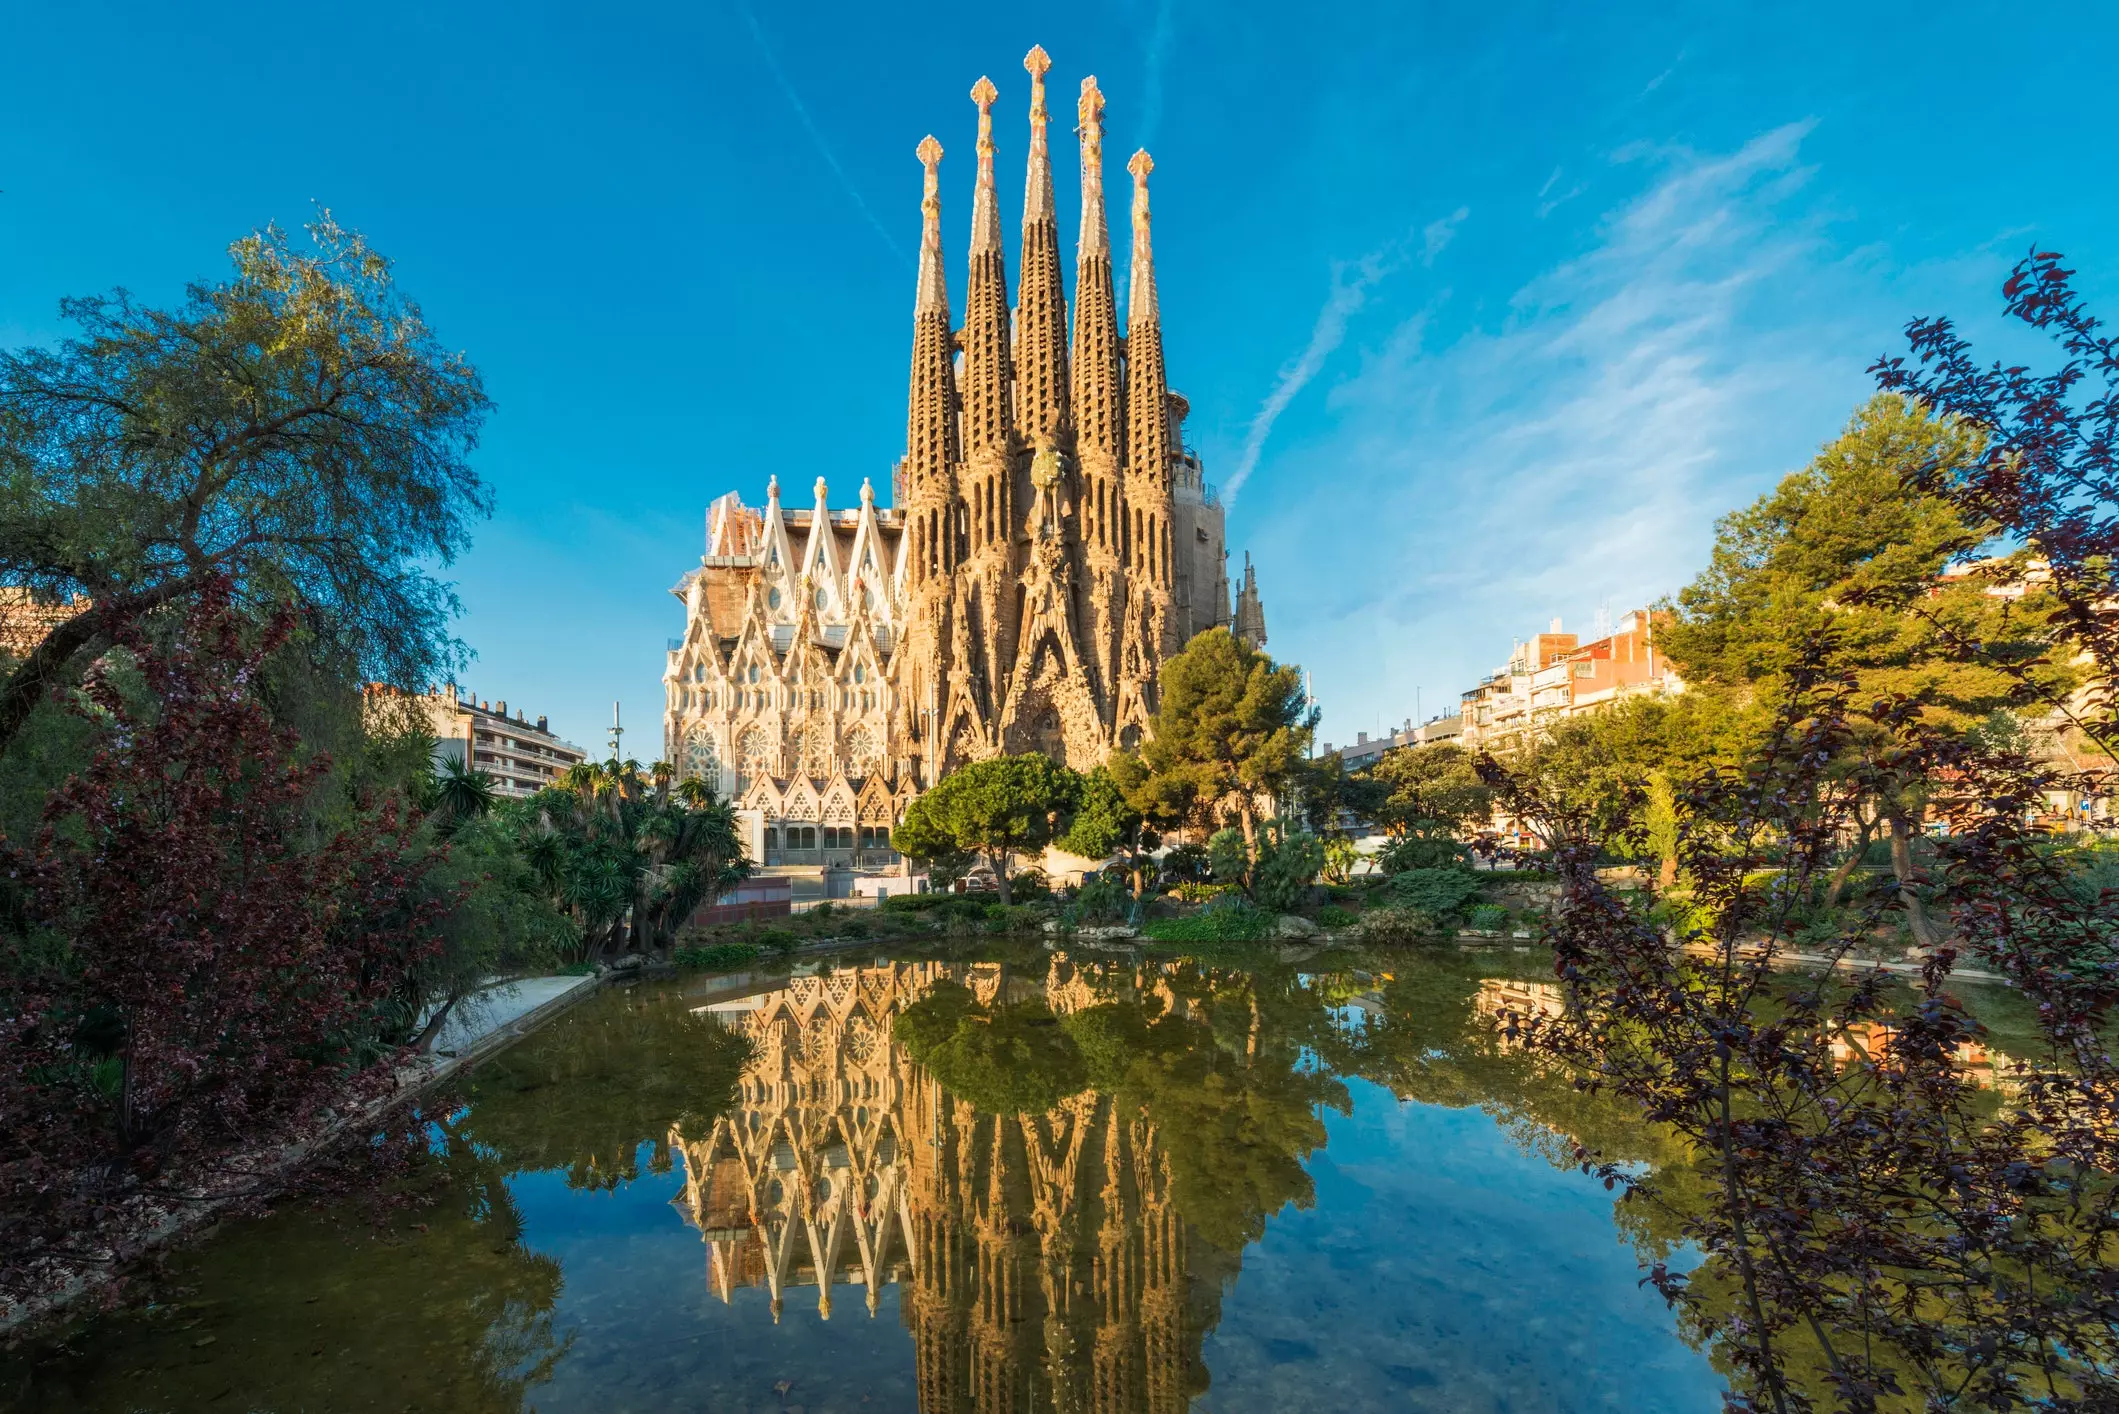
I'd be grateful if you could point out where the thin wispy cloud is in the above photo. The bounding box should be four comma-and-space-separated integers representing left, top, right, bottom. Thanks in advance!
1257, 120, 1942, 740
737, 5, 908, 267
1223, 209, 1467, 507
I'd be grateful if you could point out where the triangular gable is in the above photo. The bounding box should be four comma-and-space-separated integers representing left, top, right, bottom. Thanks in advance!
820, 775, 857, 824
797, 477, 846, 621
843, 479, 893, 629
783, 777, 820, 821
740, 773, 785, 819
855, 772, 895, 822
759, 478, 797, 625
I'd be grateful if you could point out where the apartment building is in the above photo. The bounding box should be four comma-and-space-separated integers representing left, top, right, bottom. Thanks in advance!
1459, 611, 1679, 754
371, 684, 589, 799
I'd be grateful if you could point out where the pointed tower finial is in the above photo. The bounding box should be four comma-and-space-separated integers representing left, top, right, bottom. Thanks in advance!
970, 77, 1001, 255
915, 136, 947, 315
1023, 46, 1054, 223
1128, 149, 1158, 326
1077, 77, 1107, 259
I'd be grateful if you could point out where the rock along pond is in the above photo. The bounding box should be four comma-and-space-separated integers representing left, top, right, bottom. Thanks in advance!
6, 943, 2036, 1412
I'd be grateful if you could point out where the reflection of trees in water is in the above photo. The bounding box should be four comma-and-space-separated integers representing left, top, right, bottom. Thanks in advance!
457, 982, 757, 1189
7, 1114, 569, 1414
669, 957, 1349, 1412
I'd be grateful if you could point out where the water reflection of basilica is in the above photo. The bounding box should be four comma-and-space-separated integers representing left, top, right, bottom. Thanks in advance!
670, 960, 1225, 1413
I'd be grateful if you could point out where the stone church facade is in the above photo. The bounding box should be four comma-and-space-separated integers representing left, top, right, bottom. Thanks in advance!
663, 46, 1264, 858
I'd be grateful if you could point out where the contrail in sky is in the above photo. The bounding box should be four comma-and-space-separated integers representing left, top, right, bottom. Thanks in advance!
737, 4, 909, 267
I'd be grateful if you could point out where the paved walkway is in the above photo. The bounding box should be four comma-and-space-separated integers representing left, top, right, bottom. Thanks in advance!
431, 974, 598, 1056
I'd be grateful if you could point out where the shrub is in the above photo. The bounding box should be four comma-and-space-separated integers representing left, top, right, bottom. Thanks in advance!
674, 942, 761, 971
755, 927, 799, 953
882, 891, 952, 913
1142, 899, 1276, 944
1010, 868, 1052, 902
1377, 827, 1468, 873
1207, 828, 1249, 883
1358, 907, 1438, 946
1068, 874, 1132, 925
1317, 904, 1356, 929
1171, 880, 1237, 903
1388, 867, 1487, 921
1467, 904, 1510, 933
1250, 826, 1325, 913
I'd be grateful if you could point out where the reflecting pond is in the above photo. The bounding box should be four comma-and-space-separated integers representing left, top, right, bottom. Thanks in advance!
9, 945, 1744, 1412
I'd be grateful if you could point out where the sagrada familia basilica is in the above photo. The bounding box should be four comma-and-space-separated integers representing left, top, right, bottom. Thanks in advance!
662, 46, 1266, 850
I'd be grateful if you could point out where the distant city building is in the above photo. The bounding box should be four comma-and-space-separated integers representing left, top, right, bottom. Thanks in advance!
372, 684, 588, 799
659, 47, 1263, 870
1460, 610, 1680, 755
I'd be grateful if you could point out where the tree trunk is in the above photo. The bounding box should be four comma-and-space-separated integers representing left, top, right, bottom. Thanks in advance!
0, 576, 205, 759
1886, 812, 1944, 951
991, 849, 1012, 906
1822, 814, 1876, 910
411, 992, 463, 1052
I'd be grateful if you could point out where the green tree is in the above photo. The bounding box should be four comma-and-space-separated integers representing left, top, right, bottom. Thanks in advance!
0, 213, 491, 759
1115, 628, 1314, 851
894, 752, 1078, 904
1366, 741, 1491, 836
512, 760, 751, 960
1056, 763, 1141, 860
1664, 393, 2070, 944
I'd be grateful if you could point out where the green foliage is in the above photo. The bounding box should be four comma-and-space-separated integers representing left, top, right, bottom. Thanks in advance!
1388, 867, 1488, 921
754, 927, 798, 953
1292, 753, 1390, 836
1468, 903, 1510, 932
1170, 880, 1237, 903
1366, 742, 1492, 835
458, 983, 756, 1187
1249, 824, 1325, 913
1358, 906, 1439, 945
895, 753, 1078, 904
892, 983, 1087, 1115
416, 814, 576, 1019
882, 891, 953, 913
1067, 874, 1132, 924
1057, 765, 1140, 859
1141, 899, 1277, 943
1317, 904, 1356, 928
1376, 824, 1468, 873
505, 762, 751, 961
1207, 827, 1249, 882
0, 213, 494, 757
1112, 628, 1314, 837
672, 942, 760, 971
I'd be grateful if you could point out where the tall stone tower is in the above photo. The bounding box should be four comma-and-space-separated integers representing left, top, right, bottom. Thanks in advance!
661, 45, 1269, 851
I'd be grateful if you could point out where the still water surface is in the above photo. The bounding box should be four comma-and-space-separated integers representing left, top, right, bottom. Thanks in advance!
10, 946, 1730, 1412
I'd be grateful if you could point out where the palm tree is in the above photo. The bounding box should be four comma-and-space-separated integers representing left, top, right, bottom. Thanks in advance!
432, 756, 498, 835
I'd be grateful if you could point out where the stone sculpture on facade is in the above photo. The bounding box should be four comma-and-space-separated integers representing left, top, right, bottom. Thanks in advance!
662, 46, 1264, 838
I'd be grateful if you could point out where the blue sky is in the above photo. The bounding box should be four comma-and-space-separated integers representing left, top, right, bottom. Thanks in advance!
3, 1, 2115, 752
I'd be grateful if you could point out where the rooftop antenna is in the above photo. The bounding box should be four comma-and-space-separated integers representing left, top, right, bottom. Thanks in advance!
609, 701, 624, 760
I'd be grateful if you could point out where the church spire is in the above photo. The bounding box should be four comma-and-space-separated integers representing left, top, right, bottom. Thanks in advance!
1072, 77, 1121, 468
1014, 44, 1071, 446
1071, 75, 1125, 708
961, 76, 1012, 461
1125, 149, 1170, 502
905, 136, 959, 583
1120, 146, 1177, 684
